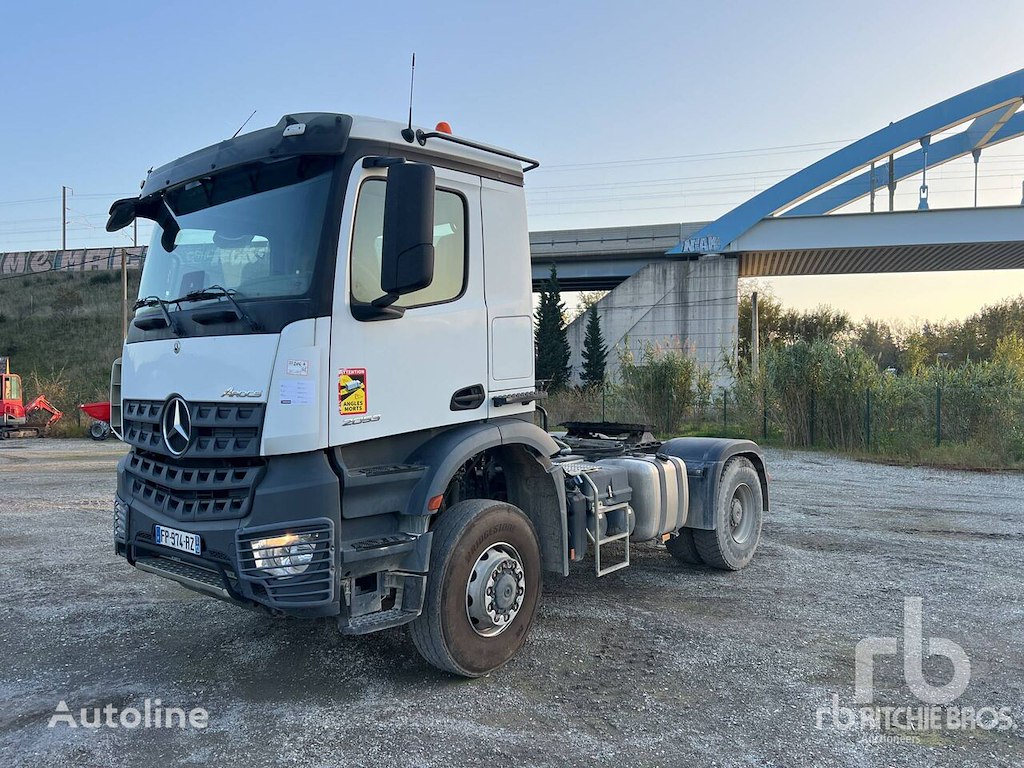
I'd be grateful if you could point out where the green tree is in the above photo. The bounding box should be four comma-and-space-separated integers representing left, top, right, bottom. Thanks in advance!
580, 304, 607, 386
992, 332, 1024, 378
856, 319, 900, 370
778, 305, 852, 345
534, 264, 572, 389
569, 290, 608, 322
899, 332, 930, 376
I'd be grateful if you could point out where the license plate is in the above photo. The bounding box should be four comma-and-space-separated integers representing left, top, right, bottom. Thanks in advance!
153, 525, 201, 555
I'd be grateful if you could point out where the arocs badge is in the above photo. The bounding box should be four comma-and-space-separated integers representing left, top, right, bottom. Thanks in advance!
339, 368, 367, 415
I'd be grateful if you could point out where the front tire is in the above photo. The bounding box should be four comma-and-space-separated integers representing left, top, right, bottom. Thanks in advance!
693, 457, 763, 570
410, 499, 542, 677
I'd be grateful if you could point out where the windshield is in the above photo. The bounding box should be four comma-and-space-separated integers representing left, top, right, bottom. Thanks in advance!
137, 157, 333, 309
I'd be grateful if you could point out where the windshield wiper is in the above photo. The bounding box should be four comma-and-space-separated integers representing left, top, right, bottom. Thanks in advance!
132, 296, 182, 335
172, 285, 260, 331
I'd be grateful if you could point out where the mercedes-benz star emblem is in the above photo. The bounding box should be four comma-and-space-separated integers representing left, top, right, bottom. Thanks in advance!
161, 396, 192, 456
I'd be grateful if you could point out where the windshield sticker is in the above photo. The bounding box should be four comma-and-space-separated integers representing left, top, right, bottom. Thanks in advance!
339, 368, 367, 415
287, 359, 309, 377
280, 380, 313, 406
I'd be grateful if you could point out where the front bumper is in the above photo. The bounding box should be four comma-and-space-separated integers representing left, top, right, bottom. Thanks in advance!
116, 449, 343, 618
115, 448, 431, 627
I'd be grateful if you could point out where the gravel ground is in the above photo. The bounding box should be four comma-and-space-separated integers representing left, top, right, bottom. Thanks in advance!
0, 439, 1021, 767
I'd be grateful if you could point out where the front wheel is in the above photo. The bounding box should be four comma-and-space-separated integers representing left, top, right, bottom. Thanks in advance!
693, 457, 763, 570
409, 499, 542, 677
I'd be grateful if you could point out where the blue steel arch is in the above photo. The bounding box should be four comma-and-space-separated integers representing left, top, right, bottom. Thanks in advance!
668, 69, 1024, 255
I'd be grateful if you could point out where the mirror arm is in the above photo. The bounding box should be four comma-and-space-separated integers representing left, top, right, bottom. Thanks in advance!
351, 301, 405, 322
157, 199, 180, 252
362, 156, 406, 169
371, 292, 400, 309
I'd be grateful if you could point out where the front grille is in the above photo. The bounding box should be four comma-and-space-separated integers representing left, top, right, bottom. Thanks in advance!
236, 520, 335, 607
122, 399, 265, 459
125, 450, 265, 522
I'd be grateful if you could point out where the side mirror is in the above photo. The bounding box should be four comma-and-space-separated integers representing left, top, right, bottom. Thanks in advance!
377, 162, 435, 305
107, 195, 180, 251
106, 197, 138, 232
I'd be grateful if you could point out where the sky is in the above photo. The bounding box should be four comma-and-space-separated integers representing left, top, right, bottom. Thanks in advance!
1, 0, 1023, 324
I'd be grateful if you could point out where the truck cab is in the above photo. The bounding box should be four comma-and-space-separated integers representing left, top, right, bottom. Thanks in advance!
109, 114, 768, 676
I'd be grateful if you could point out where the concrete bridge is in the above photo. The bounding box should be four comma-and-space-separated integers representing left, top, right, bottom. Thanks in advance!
530, 68, 1024, 385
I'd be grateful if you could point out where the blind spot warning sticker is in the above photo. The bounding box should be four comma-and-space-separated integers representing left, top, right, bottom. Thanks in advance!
339, 368, 367, 415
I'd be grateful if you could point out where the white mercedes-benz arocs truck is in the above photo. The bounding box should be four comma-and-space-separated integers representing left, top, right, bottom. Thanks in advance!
106, 113, 769, 677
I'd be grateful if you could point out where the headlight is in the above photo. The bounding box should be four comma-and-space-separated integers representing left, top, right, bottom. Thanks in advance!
250, 533, 319, 577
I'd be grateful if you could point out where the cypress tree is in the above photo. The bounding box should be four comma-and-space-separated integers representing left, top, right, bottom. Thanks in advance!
581, 304, 607, 386
534, 264, 572, 389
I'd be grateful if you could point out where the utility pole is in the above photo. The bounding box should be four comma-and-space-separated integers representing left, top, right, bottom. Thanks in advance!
751, 291, 760, 375
121, 248, 129, 340
133, 218, 138, 247
61, 185, 68, 249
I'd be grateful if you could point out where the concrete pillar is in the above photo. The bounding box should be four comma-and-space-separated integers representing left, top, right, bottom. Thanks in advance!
566, 253, 739, 389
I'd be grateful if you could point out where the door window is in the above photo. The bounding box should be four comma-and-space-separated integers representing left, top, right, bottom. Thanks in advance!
350, 179, 467, 308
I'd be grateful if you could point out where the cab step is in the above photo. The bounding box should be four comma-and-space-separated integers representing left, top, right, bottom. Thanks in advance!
340, 606, 419, 635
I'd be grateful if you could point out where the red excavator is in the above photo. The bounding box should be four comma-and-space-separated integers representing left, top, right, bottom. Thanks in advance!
0, 356, 63, 439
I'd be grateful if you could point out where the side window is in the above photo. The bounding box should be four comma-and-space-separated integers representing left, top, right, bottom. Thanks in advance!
350, 178, 467, 308
4, 375, 20, 401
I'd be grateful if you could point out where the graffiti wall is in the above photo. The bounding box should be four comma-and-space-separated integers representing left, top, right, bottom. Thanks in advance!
0, 247, 147, 276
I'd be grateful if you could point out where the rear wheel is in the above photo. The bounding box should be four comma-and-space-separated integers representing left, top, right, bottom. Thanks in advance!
88, 421, 111, 441
665, 528, 703, 565
694, 457, 763, 570
409, 499, 542, 677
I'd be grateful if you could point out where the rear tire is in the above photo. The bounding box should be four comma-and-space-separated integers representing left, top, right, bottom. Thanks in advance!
88, 421, 111, 441
409, 499, 542, 677
693, 457, 763, 570
665, 528, 703, 565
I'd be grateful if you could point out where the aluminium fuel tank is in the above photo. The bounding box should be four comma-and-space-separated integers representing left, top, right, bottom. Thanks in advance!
597, 454, 688, 541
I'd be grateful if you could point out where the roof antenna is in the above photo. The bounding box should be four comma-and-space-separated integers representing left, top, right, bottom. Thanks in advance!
231, 109, 257, 140
401, 53, 416, 143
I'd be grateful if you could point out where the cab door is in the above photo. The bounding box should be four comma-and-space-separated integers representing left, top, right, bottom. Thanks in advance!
329, 164, 487, 445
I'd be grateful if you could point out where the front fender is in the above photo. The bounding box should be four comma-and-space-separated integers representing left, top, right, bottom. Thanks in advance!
404, 420, 568, 574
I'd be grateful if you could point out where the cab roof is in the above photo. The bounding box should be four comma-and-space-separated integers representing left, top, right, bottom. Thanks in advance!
140, 112, 531, 199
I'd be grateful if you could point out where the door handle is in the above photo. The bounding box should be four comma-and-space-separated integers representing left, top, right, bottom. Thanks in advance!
450, 384, 486, 411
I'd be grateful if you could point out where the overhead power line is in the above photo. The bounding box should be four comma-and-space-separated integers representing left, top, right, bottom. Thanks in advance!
538, 139, 854, 172
0, 192, 136, 207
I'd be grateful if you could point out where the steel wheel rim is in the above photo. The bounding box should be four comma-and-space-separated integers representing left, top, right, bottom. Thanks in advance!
729, 483, 757, 544
466, 541, 526, 637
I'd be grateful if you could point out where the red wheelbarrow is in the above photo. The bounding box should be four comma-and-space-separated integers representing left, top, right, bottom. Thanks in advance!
79, 401, 112, 441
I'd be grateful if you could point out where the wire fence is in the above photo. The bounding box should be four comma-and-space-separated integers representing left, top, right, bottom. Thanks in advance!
544, 379, 1024, 465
